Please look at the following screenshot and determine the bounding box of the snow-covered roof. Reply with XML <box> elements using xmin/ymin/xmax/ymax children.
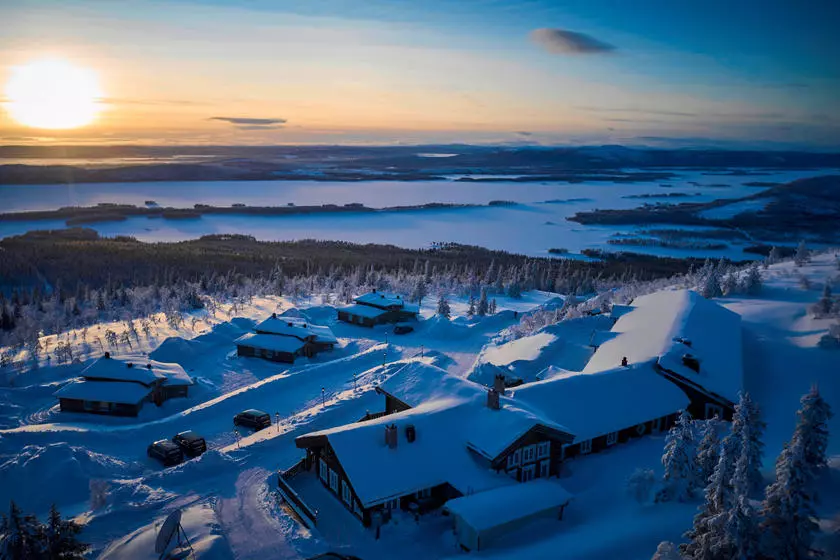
<box><xmin>79</xmin><ymin>355</ymin><xmax>192</xmax><ymax>387</ymax></box>
<box><xmin>377</xmin><ymin>361</ymin><xmax>484</xmax><ymax>406</ymax></box>
<box><xmin>512</xmin><ymin>364</ymin><xmax>690</xmax><ymax>442</ymax></box>
<box><xmin>482</xmin><ymin>332</ymin><xmax>557</xmax><ymax>367</ymax></box>
<box><xmin>444</xmin><ymin>479</ymin><xmax>573</xmax><ymax>532</ymax></box>
<box><xmin>55</xmin><ymin>380</ymin><xmax>152</xmax><ymax>405</ymax></box>
<box><xmin>299</xmin><ymin>398</ymin><xmax>516</xmax><ymax>508</ymax></box>
<box><xmin>254</xmin><ymin>315</ymin><xmax>337</xmax><ymax>344</ymax></box>
<box><xmin>337</xmin><ymin>303</ymin><xmax>390</xmax><ymax>319</ymax></box>
<box><xmin>234</xmin><ymin>332</ymin><xmax>306</xmax><ymax>354</ymax></box>
<box><xmin>353</xmin><ymin>291</ymin><xmax>420</xmax><ymax>313</ymax></box>
<box><xmin>584</xmin><ymin>289</ymin><xmax>743</xmax><ymax>403</ymax></box>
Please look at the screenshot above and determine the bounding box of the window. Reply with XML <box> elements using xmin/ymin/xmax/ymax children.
<box><xmin>606</xmin><ymin>431</ymin><xmax>618</xmax><ymax>446</ymax></box>
<box><xmin>319</xmin><ymin>459</ymin><xmax>328</xmax><ymax>483</ymax></box>
<box><xmin>342</xmin><ymin>480</ymin><xmax>352</xmax><ymax>505</ymax></box>
<box><xmin>539</xmin><ymin>459</ymin><xmax>550</xmax><ymax>478</ymax></box>
<box><xmin>579</xmin><ymin>439</ymin><xmax>592</xmax><ymax>455</ymax></box>
<box><xmin>521</xmin><ymin>464</ymin><xmax>536</xmax><ymax>482</ymax></box>
<box><xmin>652</xmin><ymin>417</ymin><xmax>662</xmax><ymax>433</ymax></box>
<box><xmin>506</xmin><ymin>448</ymin><xmax>521</xmax><ymax>469</ymax></box>
<box><xmin>522</xmin><ymin>444</ymin><xmax>537</xmax><ymax>464</ymax></box>
<box><xmin>384</xmin><ymin>499</ymin><xmax>399</xmax><ymax>510</ymax></box>
<box><xmin>705</xmin><ymin>403</ymin><xmax>724</xmax><ymax>420</ymax></box>
<box><xmin>416</xmin><ymin>488</ymin><xmax>432</xmax><ymax>499</ymax></box>
<box><xmin>329</xmin><ymin>469</ymin><xmax>339</xmax><ymax>492</ymax></box>
<box><xmin>537</xmin><ymin>441</ymin><xmax>550</xmax><ymax>459</ymax></box>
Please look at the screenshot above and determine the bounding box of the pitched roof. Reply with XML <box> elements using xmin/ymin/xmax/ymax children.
<box><xmin>444</xmin><ymin>479</ymin><xmax>573</xmax><ymax>532</ymax></box>
<box><xmin>354</xmin><ymin>291</ymin><xmax>419</xmax><ymax>313</ymax></box>
<box><xmin>299</xmin><ymin>361</ymin><xmax>573</xmax><ymax>507</ymax></box>
<box><xmin>337</xmin><ymin>303</ymin><xmax>390</xmax><ymax>319</ymax></box>
<box><xmin>234</xmin><ymin>332</ymin><xmax>306</xmax><ymax>354</ymax></box>
<box><xmin>511</xmin><ymin>364</ymin><xmax>690</xmax><ymax>442</ymax></box>
<box><xmin>79</xmin><ymin>355</ymin><xmax>192</xmax><ymax>387</ymax></box>
<box><xmin>55</xmin><ymin>380</ymin><xmax>152</xmax><ymax>405</ymax></box>
<box><xmin>584</xmin><ymin>289</ymin><xmax>743</xmax><ymax>403</ymax></box>
<box><xmin>254</xmin><ymin>315</ymin><xmax>337</xmax><ymax>344</ymax></box>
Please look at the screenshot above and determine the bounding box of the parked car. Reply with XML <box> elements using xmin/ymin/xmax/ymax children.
<box><xmin>393</xmin><ymin>323</ymin><xmax>414</xmax><ymax>335</ymax></box>
<box><xmin>233</xmin><ymin>409</ymin><xmax>271</xmax><ymax>431</ymax></box>
<box><xmin>172</xmin><ymin>430</ymin><xmax>207</xmax><ymax>457</ymax></box>
<box><xmin>147</xmin><ymin>439</ymin><xmax>184</xmax><ymax>466</ymax></box>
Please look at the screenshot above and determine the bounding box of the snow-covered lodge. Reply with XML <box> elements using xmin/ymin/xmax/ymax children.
<box><xmin>54</xmin><ymin>353</ymin><xmax>193</xmax><ymax>416</ymax></box>
<box><xmin>337</xmin><ymin>290</ymin><xmax>419</xmax><ymax>327</ymax></box>
<box><xmin>281</xmin><ymin>288</ymin><xmax>743</xmax><ymax>547</ymax></box>
<box><xmin>235</xmin><ymin>314</ymin><xmax>337</xmax><ymax>363</ymax></box>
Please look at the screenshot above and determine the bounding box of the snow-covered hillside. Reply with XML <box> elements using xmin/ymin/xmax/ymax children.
<box><xmin>1</xmin><ymin>254</ymin><xmax>838</xmax><ymax>559</ymax></box>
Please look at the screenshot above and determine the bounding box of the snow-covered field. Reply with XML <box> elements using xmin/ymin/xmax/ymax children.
<box><xmin>1</xmin><ymin>255</ymin><xmax>838</xmax><ymax>559</ymax></box>
<box><xmin>0</xmin><ymin>169</ymin><xmax>832</xmax><ymax>259</ymax></box>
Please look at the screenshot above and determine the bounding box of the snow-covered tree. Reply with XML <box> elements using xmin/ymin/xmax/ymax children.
<box><xmin>794</xmin><ymin>386</ymin><xmax>833</xmax><ymax>481</ymax></box>
<box><xmin>467</xmin><ymin>295</ymin><xmax>476</xmax><ymax>317</ymax></box>
<box><xmin>681</xmin><ymin>437</ymin><xmax>735</xmax><ymax>560</ymax></box>
<box><xmin>477</xmin><ymin>288</ymin><xmax>489</xmax><ymax>316</ymax></box>
<box><xmin>730</xmin><ymin>392</ymin><xmax>766</xmax><ymax>497</ymax></box>
<box><xmin>721</xmin><ymin>273</ymin><xmax>739</xmax><ymax>296</ymax></box>
<box><xmin>651</xmin><ymin>541</ymin><xmax>681</xmax><ymax>560</ymax></box>
<box><xmin>759</xmin><ymin>436</ymin><xmax>818</xmax><ymax>559</ymax></box>
<box><xmin>766</xmin><ymin>246</ymin><xmax>782</xmax><ymax>266</ymax></box>
<box><xmin>436</xmin><ymin>294</ymin><xmax>451</xmax><ymax>319</ymax></box>
<box><xmin>812</xmin><ymin>281</ymin><xmax>835</xmax><ymax>317</ymax></box>
<box><xmin>741</xmin><ymin>263</ymin><xmax>762</xmax><ymax>295</ymax></box>
<box><xmin>721</xmin><ymin>426</ymin><xmax>759</xmax><ymax>559</ymax></box>
<box><xmin>700</xmin><ymin>267</ymin><xmax>723</xmax><ymax>299</ymax></box>
<box><xmin>488</xmin><ymin>298</ymin><xmax>497</xmax><ymax>315</ymax></box>
<box><xmin>658</xmin><ymin>410</ymin><xmax>696</xmax><ymax>502</ymax></box>
<box><xmin>694</xmin><ymin>417</ymin><xmax>722</xmax><ymax>490</ymax></box>
<box><xmin>411</xmin><ymin>278</ymin><xmax>428</xmax><ymax>306</ymax></box>
<box><xmin>627</xmin><ymin>468</ymin><xmax>656</xmax><ymax>505</ymax></box>
<box><xmin>794</xmin><ymin>240</ymin><xmax>810</xmax><ymax>267</ymax></box>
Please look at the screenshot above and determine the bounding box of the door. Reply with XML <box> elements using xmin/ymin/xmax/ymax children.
<box><xmin>521</xmin><ymin>464</ymin><xmax>536</xmax><ymax>482</ymax></box>
<box><xmin>538</xmin><ymin>459</ymin><xmax>550</xmax><ymax>478</ymax></box>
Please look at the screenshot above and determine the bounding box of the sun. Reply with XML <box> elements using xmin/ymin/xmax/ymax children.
<box><xmin>4</xmin><ymin>59</ymin><xmax>103</xmax><ymax>129</ymax></box>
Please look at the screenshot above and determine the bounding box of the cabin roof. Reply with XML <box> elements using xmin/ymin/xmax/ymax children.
<box><xmin>337</xmin><ymin>303</ymin><xmax>391</xmax><ymax>319</ymax></box>
<box><xmin>353</xmin><ymin>291</ymin><xmax>420</xmax><ymax>313</ymax></box>
<box><xmin>298</xmin><ymin>361</ymin><xmax>573</xmax><ymax>507</ymax></box>
<box><xmin>584</xmin><ymin>289</ymin><xmax>743</xmax><ymax>403</ymax></box>
<box><xmin>79</xmin><ymin>355</ymin><xmax>192</xmax><ymax>387</ymax></box>
<box><xmin>511</xmin><ymin>364</ymin><xmax>690</xmax><ymax>442</ymax></box>
<box><xmin>234</xmin><ymin>332</ymin><xmax>307</xmax><ymax>354</ymax></box>
<box><xmin>254</xmin><ymin>315</ymin><xmax>337</xmax><ymax>344</ymax></box>
<box><xmin>444</xmin><ymin>478</ymin><xmax>573</xmax><ymax>532</ymax></box>
<box><xmin>55</xmin><ymin>380</ymin><xmax>153</xmax><ymax>405</ymax></box>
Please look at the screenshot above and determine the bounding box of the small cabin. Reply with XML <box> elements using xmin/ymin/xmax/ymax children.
<box><xmin>337</xmin><ymin>290</ymin><xmax>419</xmax><ymax>327</ymax></box>
<box><xmin>235</xmin><ymin>313</ymin><xmax>337</xmax><ymax>363</ymax></box>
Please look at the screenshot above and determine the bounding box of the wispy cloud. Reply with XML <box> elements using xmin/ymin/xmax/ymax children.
<box><xmin>579</xmin><ymin>106</ymin><xmax>697</xmax><ymax>118</ymax></box>
<box><xmin>530</xmin><ymin>28</ymin><xmax>616</xmax><ymax>55</ymax></box>
<box><xmin>210</xmin><ymin>117</ymin><xmax>287</xmax><ymax>126</ymax></box>
<box><xmin>515</xmin><ymin>131</ymin><xmax>533</xmax><ymax>137</ymax></box>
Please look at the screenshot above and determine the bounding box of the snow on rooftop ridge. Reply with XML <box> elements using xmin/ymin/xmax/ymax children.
<box><xmin>584</xmin><ymin>289</ymin><xmax>743</xmax><ymax>403</ymax></box>
<box><xmin>54</xmin><ymin>379</ymin><xmax>153</xmax><ymax>405</ymax></box>
<box><xmin>79</xmin><ymin>354</ymin><xmax>192</xmax><ymax>387</ymax></box>
<box><xmin>254</xmin><ymin>314</ymin><xmax>337</xmax><ymax>344</ymax></box>
<box><xmin>234</xmin><ymin>332</ymin><xmax>307</xmax><ymax>354</ymax></box>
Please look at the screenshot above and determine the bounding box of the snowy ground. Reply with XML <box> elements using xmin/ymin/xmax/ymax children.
<box><xmin>0</xmin><ymin>169</ymin><xmax>833</xmax><ymax>259</ymax></box>
<box><xmin>1</xmin><ymin>255</ymin><xmax>839</xmax><ymax>559</ymax></box>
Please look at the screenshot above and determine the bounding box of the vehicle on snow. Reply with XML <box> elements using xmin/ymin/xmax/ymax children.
<box><xmin>233</xmin><ymin>409</ymin><xmax>272</xmax><ymax>431</ymax></box>
<box><xmin>393</xmin><ymin>323</ymin><xmax>414</xmax><ymax>335</ymax></box>
<box><xmin>172</xmin><ymin>430</ymin><xmax>207</xmax><ymax>457</ymax></box>
<box><xmin>147</xmin><ymin>439</ymin><xmax>184</xmax><ymax>466</ymax></box>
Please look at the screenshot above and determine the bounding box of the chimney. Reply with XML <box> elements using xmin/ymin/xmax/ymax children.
<box><xmin>147</xmin><ymin>363</ymin><xmax>153</xmax><ymax>370</ymax></box>
<box><xmin>493</xmin><ymin>374</ymin><xmax>506</xmax><ymax>396</ymax></box>
<box><xmin>103</xmin><ymin>351</ymin><xmax>111</xmax><ymax>359</ymax></box>
<box><xmin>487</xmin><ymin>388</ymin><xmax>501</xmax><ymax>410</ymax></box>
<box><xmin>271</xmin><ymin>312</ymin><xmax>277</xmax><ymax>319</ymax></box>
<box><xmin>385</xmin><ymin>424</ymin><xmax>398</xmax><ymax>449</ymax></box>
<box><xmin>405</xmin><ymin>424</ymin><xmax>416</xmax><ymax>443</ymax></box>
<box><xmin>126</xmin><ymin>362</ymin><xmax>134</xmax><ymax>369</ymax></box>
<box><xmin>372</xmin><ymin>288</ymin><xmax>377</xmax><ymax>293</ymax></box>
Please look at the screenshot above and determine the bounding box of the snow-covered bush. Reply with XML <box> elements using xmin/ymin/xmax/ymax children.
<box><xmin>651</xmin><ymin>541</ymin><xmax>680</xmax><ymax>560</ymax></box>
<box><xmin>627</xmin><ymin>468</ymin><xmax>656</xmax><ymax>505</ymax></box>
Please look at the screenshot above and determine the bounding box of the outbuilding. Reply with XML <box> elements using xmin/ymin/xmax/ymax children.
<box><xmin>444</xmin><ymin>479</ymin><xmax>573</xmax><ymax>552</ymax></box>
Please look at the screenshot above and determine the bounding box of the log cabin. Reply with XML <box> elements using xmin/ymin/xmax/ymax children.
<box><xmin>337</xmin><ymin>290</ymin><xmax>419</xmax><ymax>327</ymax></box>
<box><xmin>235</xmin><ymin>313</ymin><xmax>337</xmax><ymax>363</ymax></box>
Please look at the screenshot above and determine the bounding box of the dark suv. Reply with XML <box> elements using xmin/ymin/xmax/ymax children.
<box><xmin>233</xmin><ymin>409</ymin><xmax>271</xmax><ymax>431</ymax></box>
<box><xmin>172</xmin><ymin>431</ymin><xmax>207</xmax><ymax>457</ymax></box>
<box><xmin>147</xmin><ymin>439</ymin><xmax>184</xmax><ymax>466</ymax></box>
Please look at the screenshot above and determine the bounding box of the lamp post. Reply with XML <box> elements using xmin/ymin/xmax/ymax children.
<box><xmin>321</xmin><ymin>387</ymin><xmax>326</xmax><ymax>408</ymax></box>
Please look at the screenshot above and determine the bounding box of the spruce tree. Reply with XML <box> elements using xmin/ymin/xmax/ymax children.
<box><xmin>795</xmin><ymin>386</ymin><xmax>833</xmax><ymax>481</ymax></box>
<box><xmin>721</xmin><ymin>426</ymin><xmax>759</xmax><ymax>559</ymax></box>
<box><xmin>794</xmin><ymin>240</ymin><xmax>810</xmax><ymax>267</ymax></box>
<box><xmin>730</xmin><ymin>392</ymin><xmax>766</xmax><ymax>496</ymax></box>
<box><xmin>436</xmin><ymin>295</ymin><xmax>451</xmax><ymax>319</ymax></box>
<box><xmin>477</xmin><ymin>288</ymin><xmax>489</xmax><ymax>316</ymax></box>
<box><xmin>658</xmin><ymin>410</ymin><xmax>696</xmax><ymax>502</ymax></box>
<box><xmin>694</xmin><ymin>417</ymin><xmax>722</xmax><ymax>491</ymax></box>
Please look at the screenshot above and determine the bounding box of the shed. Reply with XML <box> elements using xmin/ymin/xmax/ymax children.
<box><xmin>444</xmin><ymin>479</ymin><xmax>573</xmax><ymax>551</ymax></box>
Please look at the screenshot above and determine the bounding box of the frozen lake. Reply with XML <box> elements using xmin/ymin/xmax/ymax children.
<box><xmin>0</xmin><ymin>169</ymin><xmax>832</xmax><ymax>259</ymax></box>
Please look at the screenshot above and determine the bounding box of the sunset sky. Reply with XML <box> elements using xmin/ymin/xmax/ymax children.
<box><xmin>1</xmin><ymin>0</ymin><xmax>839</xmax><ymax>148</ymax></box>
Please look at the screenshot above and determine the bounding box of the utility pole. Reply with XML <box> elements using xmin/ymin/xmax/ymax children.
<box><xmin>321</xmin><ymin>387</ymin><xmax>326</xmax><ymax>408</ymax></box>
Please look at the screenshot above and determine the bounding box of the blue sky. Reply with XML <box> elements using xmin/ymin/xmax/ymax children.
<box><xmin>1</xmin><ymin>0</ymin><xmax>838</xmax><ymax>148</ymax></box>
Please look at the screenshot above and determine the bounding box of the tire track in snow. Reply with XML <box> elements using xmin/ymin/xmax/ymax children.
<box><xmin>216</xmin><ymin>467</ymin><xmax>303</xmax><ymax>560</ymax></box>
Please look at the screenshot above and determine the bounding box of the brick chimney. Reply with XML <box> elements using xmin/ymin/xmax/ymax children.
<box><xmin>493</xmin><ymin>374</ymin><xmax>506</xmax><ymax>396</ymax></box>
<box><xmin>385</xmin><ymin>424</ymin><xmax>398</xmax><ymax>449</ymax></box>
<box><xmin>487</xmin><ymin>387</ymin><xmax>501</xmax><ymax>410</ymax></box>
